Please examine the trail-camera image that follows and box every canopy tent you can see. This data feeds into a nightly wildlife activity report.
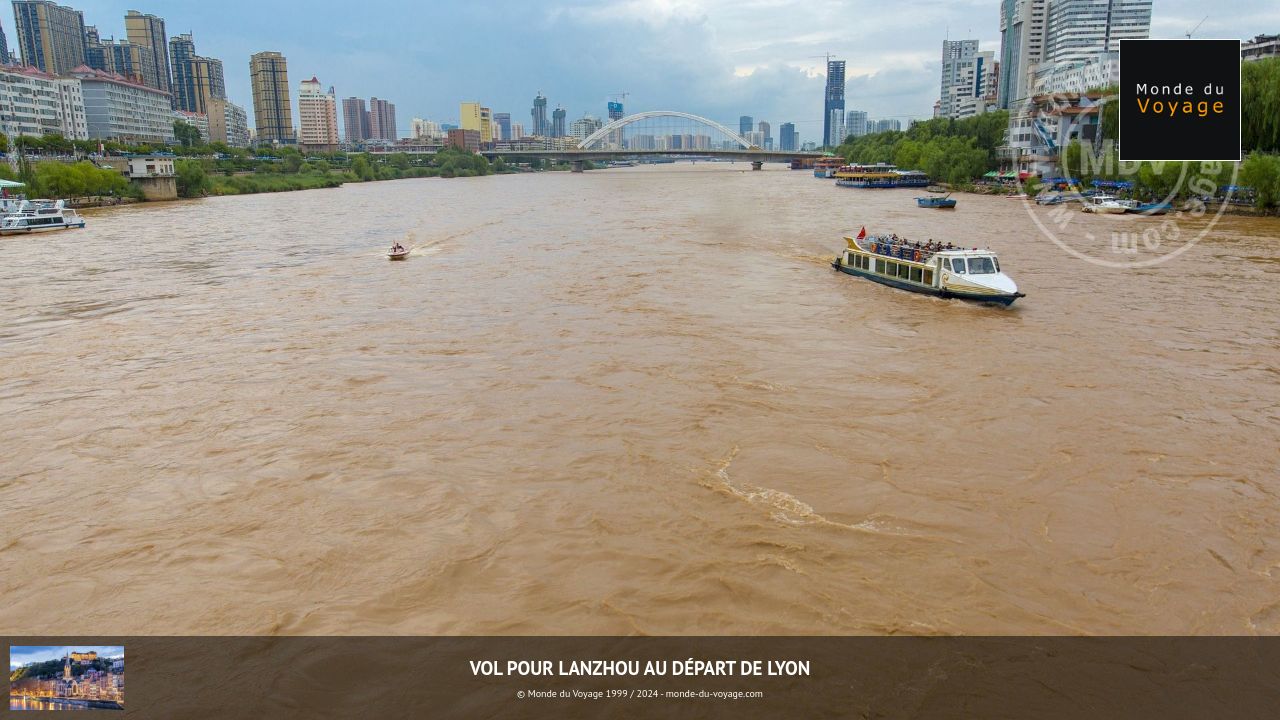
[999,171,1018,179]
[982,171,1000,178]
[0,179,25,188]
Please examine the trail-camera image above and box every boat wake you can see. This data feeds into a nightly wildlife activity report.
[702,445,955,542]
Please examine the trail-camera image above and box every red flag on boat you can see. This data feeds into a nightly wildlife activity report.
[856,226,866,240]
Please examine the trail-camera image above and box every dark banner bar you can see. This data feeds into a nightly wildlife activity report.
[6,637,1280,718]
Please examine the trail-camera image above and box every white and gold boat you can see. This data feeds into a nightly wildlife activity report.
[831,229,1024,306]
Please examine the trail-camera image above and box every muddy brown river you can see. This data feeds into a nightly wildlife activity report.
[1,164,1277,635]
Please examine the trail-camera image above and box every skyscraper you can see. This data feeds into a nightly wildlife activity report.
[342,97,369,142]
[778,122,797,152]
[493,112,511,142]
[169,34,194,110]
[105,39,160,90]
[551,106,566,138]
[0,18,8,64]
[756,120,771,150]
[531,92,547,136]
[939,39,995,119]
[298,77,338,152]
[997,0,1047,108]
[738,115,753,137]
[459,102,482,135]
[249,51,294,144]
[1044,0,1151,65]
[368,97,396,141]
[13,0,86,75]
[124,10,170,95]
[823,58,845,147]
[843,110,868,139]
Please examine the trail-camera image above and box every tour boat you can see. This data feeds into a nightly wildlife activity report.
[916,195,957,209]
[831,229,1024,306]
[388,245,410,260]
[813,158,843,178]
[834,163,902,188]
[1081,195,1134,214]
[0,199,86,235]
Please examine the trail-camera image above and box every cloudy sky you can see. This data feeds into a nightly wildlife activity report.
[9,646,124,669]
[21,0,1280,144]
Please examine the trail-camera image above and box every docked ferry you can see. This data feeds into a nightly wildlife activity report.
[831,229,1024,306]
[0,199,86,235]
[813,157,843,178]
[834,163,897,188]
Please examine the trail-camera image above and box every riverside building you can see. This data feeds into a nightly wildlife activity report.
[72,65,174,143]
[0,63,87,139]
[297,76,339,153]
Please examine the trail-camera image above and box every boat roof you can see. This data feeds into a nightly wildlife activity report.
[844,236,1000,257]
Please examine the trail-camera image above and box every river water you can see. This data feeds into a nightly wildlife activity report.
[1,164,1277,635]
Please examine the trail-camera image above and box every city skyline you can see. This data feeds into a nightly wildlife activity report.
[0,0,1276,138]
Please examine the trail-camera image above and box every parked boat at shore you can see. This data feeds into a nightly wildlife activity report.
[1081,195,1134,214]
[0,199,86,235]
[1127,201,1172,215]
[832,229,1023,306]
[813,158,843,178]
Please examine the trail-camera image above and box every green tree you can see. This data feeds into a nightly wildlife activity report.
[175,159,212,197]
[350,154,375,181]
[1240,152,1280,209]
[1242,58,1280,153]
[173,120,202,147]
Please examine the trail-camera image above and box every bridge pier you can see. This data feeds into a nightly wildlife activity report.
[751,161,763,171]
[571,160,585,173]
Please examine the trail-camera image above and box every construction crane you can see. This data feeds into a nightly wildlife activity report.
[1186,15,1208,39]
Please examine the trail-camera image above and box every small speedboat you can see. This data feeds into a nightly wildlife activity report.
[916,195,956,209]
[388,245,410,260]
[1036,194,1065,205]
[1127,202,1172,215]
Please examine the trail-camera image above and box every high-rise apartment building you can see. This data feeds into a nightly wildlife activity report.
[939,39,997,119]
[168,33,194,110]
[368,97,395,141]
[551,106,565,137]
[0,64,86,139]
[0,18,9,64]
[341,97,369,142]
[738,115,752,137]
[124,10,169,95]
[13,0,86,75]
[823,58,845,147]
[510,122,524,140]
[297,76,338,152]
[207,97,250,147]
[530,92,547,136]
[997,0,1047,108]
[1044,0,1151,66]
[106,39,160,90]
[249,51,294,144]
[843,110,868,139]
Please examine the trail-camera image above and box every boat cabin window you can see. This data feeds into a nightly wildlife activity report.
[967,257,996,274]
[910,267,923,283]
[950,258,966,274]
[896,264,909,279]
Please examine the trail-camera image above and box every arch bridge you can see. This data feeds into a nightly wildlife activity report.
[478,110,822,170]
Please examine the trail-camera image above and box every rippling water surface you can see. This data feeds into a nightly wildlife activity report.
[2,164,1278,635]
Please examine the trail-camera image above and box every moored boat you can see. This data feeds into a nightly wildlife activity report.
[1081,194,1134,214]
[831,229,1023,306]
[0,199,85,235]
[813,158,843,178]
[916,195,957,209]
[1127,201,1172,215]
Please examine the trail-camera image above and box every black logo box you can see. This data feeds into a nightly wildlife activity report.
[1120,39,1241,162]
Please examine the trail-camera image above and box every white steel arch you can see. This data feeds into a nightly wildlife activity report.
[577,111,759,150]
